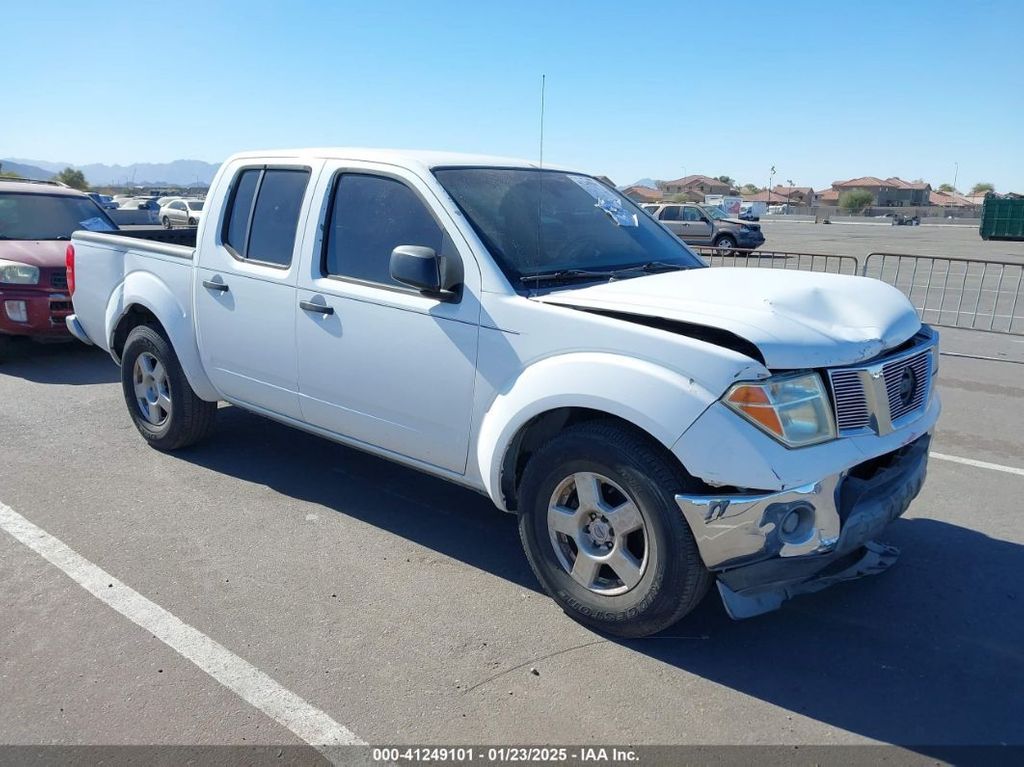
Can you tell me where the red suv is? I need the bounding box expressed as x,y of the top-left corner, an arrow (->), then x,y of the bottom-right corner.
0,179 -> 117,359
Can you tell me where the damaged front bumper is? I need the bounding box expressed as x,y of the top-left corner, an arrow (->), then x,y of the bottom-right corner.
676,433 -> 930,618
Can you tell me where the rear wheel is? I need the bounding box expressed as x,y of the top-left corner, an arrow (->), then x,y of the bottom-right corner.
517,420 -> 711,637
120,324 -> 216,450
187,217 -> 196,226
162,216 -> 172,229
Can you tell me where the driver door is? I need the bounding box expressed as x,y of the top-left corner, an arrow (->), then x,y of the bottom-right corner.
294,164 -> 480,474
682,206 -> 713,244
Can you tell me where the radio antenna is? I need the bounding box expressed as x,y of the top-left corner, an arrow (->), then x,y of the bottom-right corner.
539,74 -> 546,168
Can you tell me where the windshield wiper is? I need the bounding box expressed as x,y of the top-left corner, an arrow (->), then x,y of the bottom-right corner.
519,268 -> 614,286
607,261 -> 690,277
637,261 -> 689,273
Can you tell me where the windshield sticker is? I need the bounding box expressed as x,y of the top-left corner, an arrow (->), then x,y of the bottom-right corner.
569,176 -> 638,227
79,216 -> 116,232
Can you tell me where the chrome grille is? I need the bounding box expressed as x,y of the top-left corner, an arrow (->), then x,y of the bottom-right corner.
829,369 -> 871,431
825,329 -> 937,436
883,351 -> 932,422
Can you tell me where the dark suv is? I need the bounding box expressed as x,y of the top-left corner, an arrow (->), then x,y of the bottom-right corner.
0,179 -> 117,358
643,203 -> 765,253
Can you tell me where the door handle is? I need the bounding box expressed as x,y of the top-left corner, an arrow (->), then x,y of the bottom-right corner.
300,300 -> 334,315
202,279 -> 229,292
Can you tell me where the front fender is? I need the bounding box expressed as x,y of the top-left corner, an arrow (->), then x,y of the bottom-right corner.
475,352 -> 717,509
106,271 -> 219,402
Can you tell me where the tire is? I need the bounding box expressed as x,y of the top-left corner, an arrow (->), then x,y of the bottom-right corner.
714,235 -> 737,256
120,324 -> 217,451
517,420 -> 711,637
0,334 -> 12,363
188,218 -> 196,226
162,216 -> 172,229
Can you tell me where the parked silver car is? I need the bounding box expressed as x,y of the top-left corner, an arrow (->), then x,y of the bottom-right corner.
159,198 -> 204,228
643,203 -> 765,253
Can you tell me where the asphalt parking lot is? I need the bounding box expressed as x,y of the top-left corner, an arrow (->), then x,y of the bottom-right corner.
2,298 -> 1023,760
758,219 -> 1024,262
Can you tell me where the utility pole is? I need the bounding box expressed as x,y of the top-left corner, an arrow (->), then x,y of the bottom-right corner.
953,161 -> 959,194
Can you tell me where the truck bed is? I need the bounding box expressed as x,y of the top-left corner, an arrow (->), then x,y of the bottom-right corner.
69,229 -> 196,355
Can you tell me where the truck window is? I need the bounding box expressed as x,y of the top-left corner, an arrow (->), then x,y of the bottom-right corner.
222,167 -> 310,267
246,169 -> 310,267
322,173 -> 444,287
223,169 -> 260,256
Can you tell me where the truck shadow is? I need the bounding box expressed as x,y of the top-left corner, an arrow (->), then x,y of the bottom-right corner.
0,340 -> 119,385
624,516 -> 1024,753
175,405 -> 1022,751
177,404 -> 537,591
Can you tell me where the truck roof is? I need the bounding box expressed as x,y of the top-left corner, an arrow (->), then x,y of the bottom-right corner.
225,147 -> 573,174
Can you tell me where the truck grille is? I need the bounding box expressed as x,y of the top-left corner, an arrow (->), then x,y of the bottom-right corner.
883,351 -> 932,422
51,270 -> 68,290
828,369 -> 871,430
826,330 -> 936,436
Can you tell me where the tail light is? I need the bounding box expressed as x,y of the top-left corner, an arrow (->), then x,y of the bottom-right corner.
66,244 -> 76,295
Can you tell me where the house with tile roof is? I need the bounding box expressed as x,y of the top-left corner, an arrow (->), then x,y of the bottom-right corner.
829,176 -> 931,206
621,185 -> 664,203
658,174 -> 735,198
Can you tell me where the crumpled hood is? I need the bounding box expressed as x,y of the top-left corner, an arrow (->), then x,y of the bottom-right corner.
535,267 -> 921,369
0,240 -> 68,269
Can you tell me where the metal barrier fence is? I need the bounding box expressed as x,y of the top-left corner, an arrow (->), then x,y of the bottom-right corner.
863,253 -> 1024,336
696,246 -> 1024,336
694,247 -> 861,276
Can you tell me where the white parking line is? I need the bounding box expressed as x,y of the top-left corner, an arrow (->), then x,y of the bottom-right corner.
932,452 -> 1024,477
0,500 -> 363,757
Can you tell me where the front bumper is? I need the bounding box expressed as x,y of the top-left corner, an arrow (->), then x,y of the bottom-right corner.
676,433 -> 930,617
0,287 -> 73,339
735,230 -> 765,248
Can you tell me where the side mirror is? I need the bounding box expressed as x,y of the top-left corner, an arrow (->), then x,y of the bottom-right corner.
390,245 -> 460,300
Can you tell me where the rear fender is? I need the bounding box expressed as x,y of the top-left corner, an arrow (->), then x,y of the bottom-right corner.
106,272 -> 219,402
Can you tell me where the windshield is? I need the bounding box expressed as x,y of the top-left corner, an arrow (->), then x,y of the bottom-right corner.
0,193 -> 117,240
434,168 -> 704,286
187,201 -> 204,211
701,205 -> 728,220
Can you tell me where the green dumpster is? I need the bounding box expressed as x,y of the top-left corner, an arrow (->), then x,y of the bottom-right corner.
980,196 -> 1024,241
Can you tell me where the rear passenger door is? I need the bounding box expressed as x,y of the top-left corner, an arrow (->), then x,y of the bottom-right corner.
294,164 -> 480,474
195,164 -> 317,419
656,205 -> 684,235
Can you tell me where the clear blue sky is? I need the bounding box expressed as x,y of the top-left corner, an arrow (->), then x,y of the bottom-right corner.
3,0 -> 1022,191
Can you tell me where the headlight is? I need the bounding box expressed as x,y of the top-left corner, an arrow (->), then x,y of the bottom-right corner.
0,260 -> 40,285
724,372 -> 836,447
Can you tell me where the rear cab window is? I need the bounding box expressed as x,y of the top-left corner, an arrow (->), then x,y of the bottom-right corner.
221,167 -> 310,268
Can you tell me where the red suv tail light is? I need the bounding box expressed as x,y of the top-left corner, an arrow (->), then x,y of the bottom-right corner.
66,244 -> 76,295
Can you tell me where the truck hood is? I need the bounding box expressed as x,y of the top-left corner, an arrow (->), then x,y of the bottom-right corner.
720,217 -> 757,228
535,267 -> 921,369
0,240 -> 68,269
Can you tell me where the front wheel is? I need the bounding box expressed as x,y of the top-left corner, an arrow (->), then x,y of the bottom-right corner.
517,420 -> 711,637
120,324 -> 217,451
162,216 -> 172,229
714,235 -> 737,256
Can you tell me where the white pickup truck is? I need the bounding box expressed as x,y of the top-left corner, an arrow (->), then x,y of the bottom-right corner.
66,148 -> 939,636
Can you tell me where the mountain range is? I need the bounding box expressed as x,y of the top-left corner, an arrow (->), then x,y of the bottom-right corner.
1,158 -> 221,187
